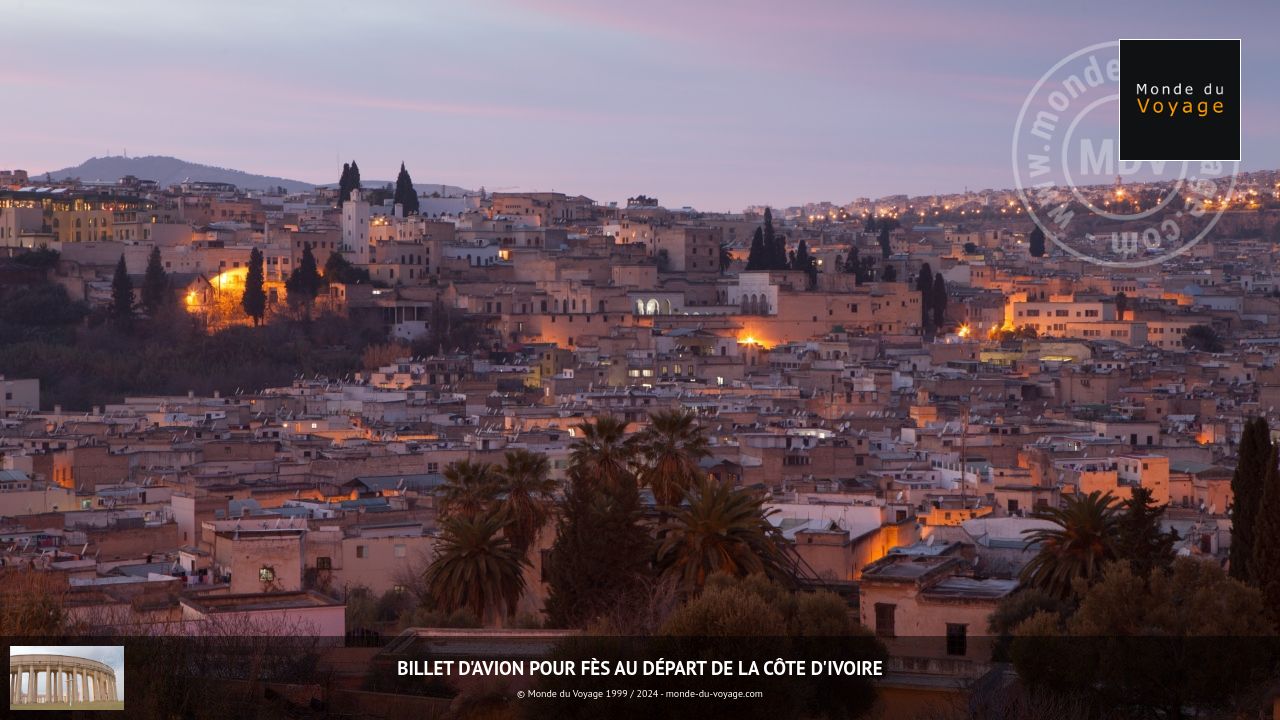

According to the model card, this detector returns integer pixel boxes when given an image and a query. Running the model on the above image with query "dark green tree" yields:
[963,241,978,254]
[109,254,133,322]
[745,227,766,271]
[1029,225,1046,257]
[1253,444,1280,617]
[544,472,653,628]
[762,207,782,269]
[1115,486,1177,578]
[917,263,934,329]
[241,247,266,326]
[878,225,891,259]
[323,250,371,285]
[1115,291,1128,318]
[141,245,169,314]
[1020,491,1120,599]
[931,273,948,327]
[393,162,419,215]
[424,510,528,622]
[285,242,323,306]
[1231,417,1273,582]
[1183,324,1224,352]
[881,263,897,282]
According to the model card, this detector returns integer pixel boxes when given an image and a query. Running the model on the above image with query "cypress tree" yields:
[932,274,948,327]
[544,475,653,628]
[1116,486,1177,578]
[878,225,891,259]
[1254,444,1280,616]
[349,160,361,195]
[109,254,133,321]
[1029,225,1046,257]
[338,162,352,203]
[917,263,934,330]
[285,242,323,306]
[394,162,420,215]
[242,247,266,326]
[746,227,765,271]
[882,263,898,282]
[1231,417,1272,582]
[141,245,169,314]
[763,208,784,270]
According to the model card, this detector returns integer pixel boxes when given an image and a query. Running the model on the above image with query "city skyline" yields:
[7,0,1279,210]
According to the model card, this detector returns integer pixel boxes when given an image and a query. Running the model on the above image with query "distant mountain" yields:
[43,155,316,193]
[42,155,473,197]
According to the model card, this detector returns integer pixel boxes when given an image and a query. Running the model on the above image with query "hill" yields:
[43,156,473,196]
[43,155,315,192]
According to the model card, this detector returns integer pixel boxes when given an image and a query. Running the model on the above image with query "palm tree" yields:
[656,478,788,593]
[438,460,499,519]
[496,448,557,554]
[425,510,528,622]
[568,416,637,496]
[1020,490,1121,599]
[636,409,710,507]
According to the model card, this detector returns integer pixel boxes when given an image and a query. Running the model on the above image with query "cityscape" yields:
[4,2,1280,719]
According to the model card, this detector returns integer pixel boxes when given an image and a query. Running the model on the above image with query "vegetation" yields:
[656,478,789,594]
[634,409,709,507]
[1114,486,1177,578]
[917,263,934,331]
[424,510,528,622]
[241,247,266,325]
[931,273,948,328]
[544,437,654,628]
[338,159,361,203]
[1009,560,1276,718]
[437,460,500,520]
[1230,416,1271,582]
[1019,490,1120,599]
[109,254,133,322]
[284,242,323,306]
[566,415,637,495]
[1029,225,1045,257]
[494,448,557,554]
[393,161,420,215]
[323,250,372,285]
[744,208,789,271]
[1183,323,1225,352]
[1252,443,1280,617]
[141,245,170,314]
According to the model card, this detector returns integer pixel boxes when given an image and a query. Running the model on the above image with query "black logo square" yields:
[1119,39,1240,161]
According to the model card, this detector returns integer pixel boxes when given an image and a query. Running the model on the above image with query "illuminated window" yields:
[259,566,275,582]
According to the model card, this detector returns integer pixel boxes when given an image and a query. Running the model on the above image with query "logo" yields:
[1012,41,1240,267]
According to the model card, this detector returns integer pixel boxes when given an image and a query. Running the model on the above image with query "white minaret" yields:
[341,188,372,265]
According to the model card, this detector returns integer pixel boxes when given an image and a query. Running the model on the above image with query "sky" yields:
[3,0,1277,210]
[10,645,125,701]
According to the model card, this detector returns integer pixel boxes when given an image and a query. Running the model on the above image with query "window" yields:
[874,603,896,637]
[259,566,276,583]
[316,556,332,570]
[356,545,366,559]
[946,623,968,656]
